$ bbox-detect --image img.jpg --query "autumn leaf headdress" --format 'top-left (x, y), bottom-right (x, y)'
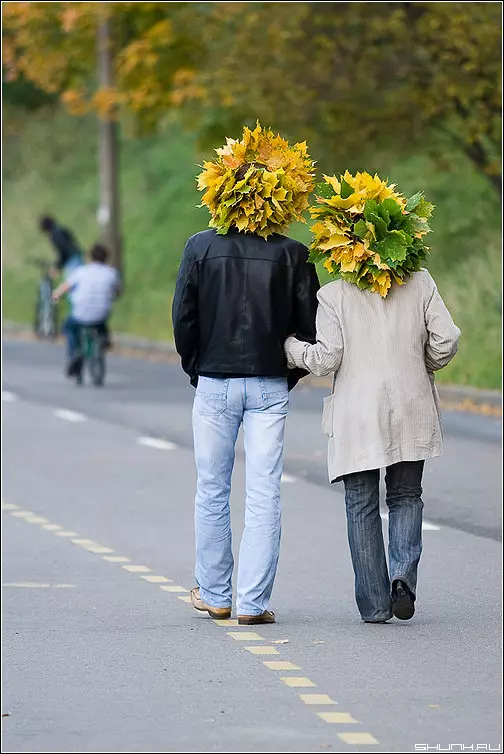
top-left (309, 172), bottom-right (434, 297)
top-left (197, 122), bottom-right (315, 239)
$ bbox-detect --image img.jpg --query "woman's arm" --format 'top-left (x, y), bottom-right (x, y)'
top-left (285, 286), bottom-right (343, 377)
top-left (423, 272), bottom-right (461, 372)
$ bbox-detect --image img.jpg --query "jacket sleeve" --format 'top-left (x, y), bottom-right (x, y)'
top-left (172, 240), bottom-right (199, 384)
top-left (423, 272), bottom-right (461, 372)
top-left (285, 286), bottom-right (344, 377)
top-left (293, 250), bottom-right (320, 342)
top-left (285, 250), bottom-right (320, 389)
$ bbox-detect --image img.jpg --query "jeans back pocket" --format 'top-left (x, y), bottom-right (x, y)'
top-left (259, 377), bottom-right (289, 413)
top-left (195, 377), bottom-right (229, 416)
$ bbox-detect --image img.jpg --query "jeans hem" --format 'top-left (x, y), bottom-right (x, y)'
top-left (390, 575), bottom-right (416, 598)
top-left (362, 615), bottom-right (393, 623)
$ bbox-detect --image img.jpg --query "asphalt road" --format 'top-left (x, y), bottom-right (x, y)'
top-left (2, 339), bottom-right (502, 753)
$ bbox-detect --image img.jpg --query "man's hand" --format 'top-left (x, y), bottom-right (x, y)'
top-left (52, 280), bottom-right (71, 302)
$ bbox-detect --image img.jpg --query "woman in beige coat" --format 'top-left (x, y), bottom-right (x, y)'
top-left (285, 268), bottom-right (460, 623)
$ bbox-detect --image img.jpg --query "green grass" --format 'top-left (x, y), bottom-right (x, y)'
top-left (2, 109), bottom-right (502, 388)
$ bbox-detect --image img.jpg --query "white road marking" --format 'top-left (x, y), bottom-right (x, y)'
top-left (2, 503), bottom-right (20, 511)
top-left (281, 473), bottom-right (298, 484)
top-left (380, 513), bottom-right (440, 531)
top-left (54, 409), bottom-right (87, 422)
top-left (2, 391), bottom-right (17, 402)
top-left (2, 583), bottom-right (76, 589)
top-left (137, 437), bottom-right (177, 451)
top-left (421, 520), bottom-right (441, 531)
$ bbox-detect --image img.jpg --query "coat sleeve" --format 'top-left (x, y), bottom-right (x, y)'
top-left (423, 272), bottom-right (461, 372)
top-left (172, 240), bottom-right (199, 385)
top-left (285, 286), bottom-right (344, 377)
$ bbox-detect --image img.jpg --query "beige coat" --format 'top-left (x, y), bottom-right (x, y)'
top-left (285, 269), bottom-right (460, 481)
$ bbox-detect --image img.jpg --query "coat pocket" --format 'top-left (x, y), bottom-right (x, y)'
top-left (322, 395), bottom-right (334, 437)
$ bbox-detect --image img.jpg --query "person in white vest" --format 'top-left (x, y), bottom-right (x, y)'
top-left (53, 244), bottom-right (122, 376)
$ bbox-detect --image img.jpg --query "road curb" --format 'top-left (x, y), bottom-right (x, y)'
top-left (3, 319), bottom-right (501, 412)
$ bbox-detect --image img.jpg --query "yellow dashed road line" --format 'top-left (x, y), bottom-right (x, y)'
top-left (338, 732), bottom-right (379, 745)
top-left (281, 676), bottom-right (317, 688)
top-left (227, 631), bottom-right (264, 641)
top-left (212, 618), bottom-right (239, 626)
top-left (103, 556), bottom-right (130, 563)
top-left (317, 711), bottom-right (359, 724)
top-left (5, 502), bottom-right (381, 745)
top-left (299, 694), bottom-right (337, 705)
top-left (263, 661), bottom-right (301, 671)
top-left (160, 585), bottom-right (188, 592)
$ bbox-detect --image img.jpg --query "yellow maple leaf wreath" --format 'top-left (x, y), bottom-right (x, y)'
top-left (309, 172), bottom-right (435, 297)
top-left (197, 122), bottom-right (315, 239)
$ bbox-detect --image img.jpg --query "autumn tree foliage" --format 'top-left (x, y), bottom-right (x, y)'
top-left (3, 1), bottom-right (501, 193)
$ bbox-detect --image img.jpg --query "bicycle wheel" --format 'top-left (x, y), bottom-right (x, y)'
top-left (34, 280), bottom-right (57, 339)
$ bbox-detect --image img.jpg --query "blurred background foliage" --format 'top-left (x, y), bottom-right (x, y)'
top-left (2, 1), bottom-right (502, 387)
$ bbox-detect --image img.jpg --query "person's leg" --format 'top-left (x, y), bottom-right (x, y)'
top-left (237, 377), bottom-right (288, 618)
top-left (343, 469), bottom-right (392, 622)
top-left (385, 460), bottom-right (425, 597)
top-left (62, 315), bottom-right (80, 363)
top-left (192, 377), bottom-right (243, 610)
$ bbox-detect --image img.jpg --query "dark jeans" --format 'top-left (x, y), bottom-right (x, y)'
top-left (62, 316), bottom-right (108, 362)
top-left (343, 460), bottom-right (425, 622)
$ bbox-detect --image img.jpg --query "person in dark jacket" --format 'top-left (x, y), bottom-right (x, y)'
top-left (39, 215), bottom-right (83, 278)
top-left (172, 123), bottom-right (319, 625)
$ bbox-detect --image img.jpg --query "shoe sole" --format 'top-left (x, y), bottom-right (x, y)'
top-left (237, 616), bottom-right (275, 626)
top-left (392, 595), bottom-right (415, 620)
top-left (192, 604), bottom-right (231, 620)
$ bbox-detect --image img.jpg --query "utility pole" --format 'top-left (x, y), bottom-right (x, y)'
top-left (97, 18), bottom-right (122, 278)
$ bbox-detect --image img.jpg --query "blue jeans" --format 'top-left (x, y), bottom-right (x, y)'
top-left (192, 376), bottom-right (289, 616)
top-left (343, 461), bottom-right (425, 622)
top-left (62, 316), bottom-right (81, 361)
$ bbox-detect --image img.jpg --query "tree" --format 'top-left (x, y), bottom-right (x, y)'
top-left (184, 2), bottom-right (501, 193)
top-left (3, 2), bottom-right (501, 193)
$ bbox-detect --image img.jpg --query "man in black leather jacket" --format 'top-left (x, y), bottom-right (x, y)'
top-left (172, 124), bottom-right (319, 625)
top-left (172, 228), bottom-right (319, 390)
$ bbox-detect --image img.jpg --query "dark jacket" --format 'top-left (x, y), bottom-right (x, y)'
top-left (51, 225), bottom-right (82, 270)
top-left (172, 229), bottom-right (319, 389)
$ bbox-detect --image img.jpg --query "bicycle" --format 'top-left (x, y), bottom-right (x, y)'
top-left (74, 325), bottom-right (107, 387)
top-left (31, 258), bottom-right (58, 340)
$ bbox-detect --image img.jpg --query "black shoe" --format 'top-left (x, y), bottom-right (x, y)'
top-left (392, 580), bottom-right (415, 620)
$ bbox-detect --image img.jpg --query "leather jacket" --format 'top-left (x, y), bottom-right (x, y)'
top-left (172, 229), bottom-right (319, 389)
